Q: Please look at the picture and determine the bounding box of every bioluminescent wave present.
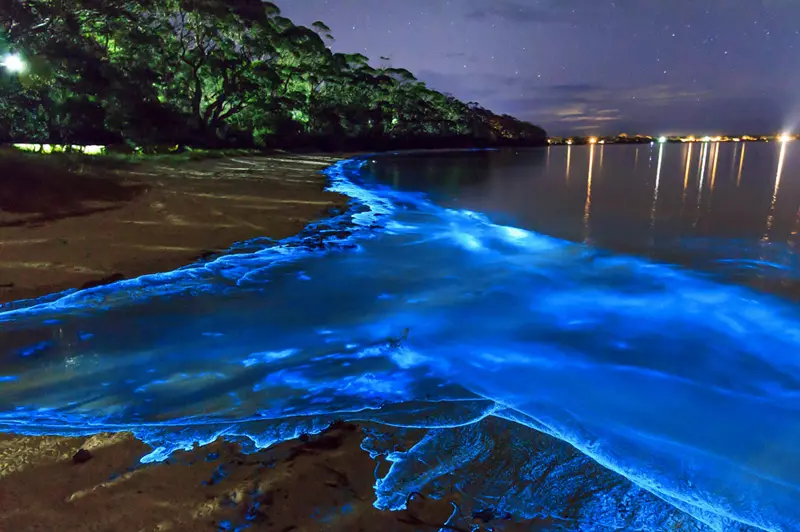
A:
[1,157,799,531]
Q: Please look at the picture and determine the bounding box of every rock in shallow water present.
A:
[71,448,92,464]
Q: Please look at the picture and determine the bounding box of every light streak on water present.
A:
[694,142,710,227]
[599,143,605,171]
[710,142,720,191]
[650,143,664,230]
[682,143,693,209]
[546,145,551,172]
[738,143,747,187]
[764,142,788,241]
[565,144,572,182]
[583,144,595,241]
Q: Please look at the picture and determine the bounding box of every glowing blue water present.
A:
[1,157,799,530]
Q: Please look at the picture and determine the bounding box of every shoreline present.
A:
[0,151,463,532]
[0,153,358,528]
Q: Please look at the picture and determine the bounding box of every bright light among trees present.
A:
[1,53,26,73]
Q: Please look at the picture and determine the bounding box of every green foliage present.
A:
[0,0,546,149]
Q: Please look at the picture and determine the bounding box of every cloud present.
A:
[534,100,623,131]
[559,115,621,123]
[405,71,787,135]
[531,83,710,106]
[414,70,529,100]
[543,83,605,94]
[506,83,721,133]
[488,81,713,134]
[465,0,572,24]
[411,74,626,133]
[509,87,790,135]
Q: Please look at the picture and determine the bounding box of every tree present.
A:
[0,0,547,149]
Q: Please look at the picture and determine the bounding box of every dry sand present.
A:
[0,153,348,304]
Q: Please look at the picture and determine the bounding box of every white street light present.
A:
[2,54,26,73]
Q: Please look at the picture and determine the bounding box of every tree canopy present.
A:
[0,0,547,150]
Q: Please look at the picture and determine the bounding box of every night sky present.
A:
[279,0,800,136]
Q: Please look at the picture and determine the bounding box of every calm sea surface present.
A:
[372,143,800,296]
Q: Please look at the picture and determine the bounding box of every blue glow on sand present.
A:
[1,156,799,530]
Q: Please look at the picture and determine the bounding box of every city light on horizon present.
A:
[546,132,792,146]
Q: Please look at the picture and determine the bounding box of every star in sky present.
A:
[279,0,800,135]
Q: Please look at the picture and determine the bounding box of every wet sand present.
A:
[0,424,467,531]
[0,420,548,531]
[0,153,348,304]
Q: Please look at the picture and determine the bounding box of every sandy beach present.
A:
[0,153,348,304]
